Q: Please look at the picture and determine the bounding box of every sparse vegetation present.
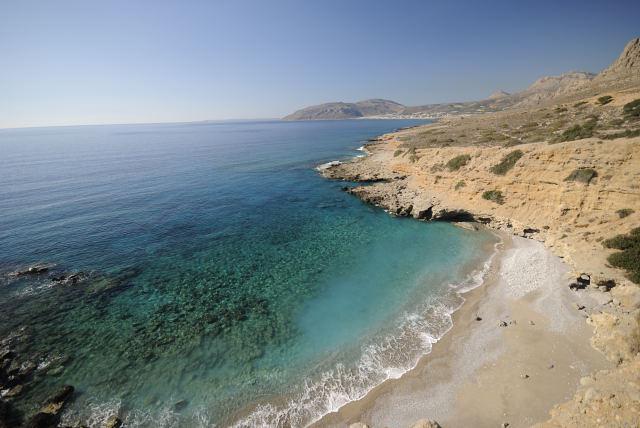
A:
[404,147,419,163]
[446,154,471,171]
[573,101,588,108]
[393,149,403,157]
[489,150,524,175]
[603,227,640,284]
[623,99,640,120]
[557,118,598,142]
[597,95,613,105]
[454,180,466,191]
[482,190,504,204]
[601,128,640,140]
[564,168,597,184]
[555,106,568,113]
[617,208,635,218]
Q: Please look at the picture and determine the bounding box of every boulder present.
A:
[569,282,586,290]
[104,415,123,428]
[40,384,74,415]
[577,273,591,286]
[597,279,616,292]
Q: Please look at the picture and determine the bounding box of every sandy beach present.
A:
[316,234,612,427]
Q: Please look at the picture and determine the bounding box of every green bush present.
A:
[446,154,471,171]
[490,150,524,175]
[455,180,466,190]
[482,190,504,204]
[558,119,598,142]
[623,99,640,120]
[564,168,597,184]
[617,208,635,218]
[603,227,640,283]
[393,149,403,157]
[597,95,613,105]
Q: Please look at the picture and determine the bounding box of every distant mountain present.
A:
[284,37,640,121]
[488,90,510,100]
[283,99,404,120]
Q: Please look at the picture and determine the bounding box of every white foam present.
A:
[315,160,341,171]
[232,242,501,428]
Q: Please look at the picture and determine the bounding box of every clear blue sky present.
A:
[1,0,639,128]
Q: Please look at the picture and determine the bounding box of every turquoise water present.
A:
[0,120,496,427]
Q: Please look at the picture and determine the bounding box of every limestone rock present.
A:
[411,419,442,428]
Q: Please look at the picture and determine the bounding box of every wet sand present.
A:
[315,233,611,428]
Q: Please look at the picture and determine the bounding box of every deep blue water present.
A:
[0,120,496,427]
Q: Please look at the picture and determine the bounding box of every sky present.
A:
[1,0,639,129]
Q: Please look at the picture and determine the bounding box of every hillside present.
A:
[320,36,640,427]
[283,99,404,120]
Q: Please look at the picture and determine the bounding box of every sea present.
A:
[0,119,497,427]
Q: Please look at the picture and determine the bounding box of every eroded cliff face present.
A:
[326,134,640,282]
[322,86,640,426]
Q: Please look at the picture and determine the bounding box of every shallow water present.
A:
[0,120,496,427]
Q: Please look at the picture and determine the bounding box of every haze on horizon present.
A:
[1,0,639,129]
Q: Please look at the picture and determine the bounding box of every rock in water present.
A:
[104,415,123,428]
[25,384,75,428]
[24,412,57,428]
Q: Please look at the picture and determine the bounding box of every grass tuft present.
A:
[564,168,597,184]
[623,99,640,120]
[558,118,598,142]
[616,208,635,218]
[446,154,471,171]
[482,190,504,204]
[597,95,613,105]
[489,150,524,175]
[454,180,466,191]
[603,227,640,283]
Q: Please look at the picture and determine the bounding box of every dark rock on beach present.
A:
[577,273,591,286]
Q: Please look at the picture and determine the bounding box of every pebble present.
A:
[521,374,530,379]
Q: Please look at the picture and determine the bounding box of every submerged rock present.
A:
[14,265,50,276]
[40,384,74,415]
[104,415,123,428]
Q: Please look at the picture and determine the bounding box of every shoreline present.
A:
[317,84,640,426]
[229,228,501,427]
[315,234,611,427]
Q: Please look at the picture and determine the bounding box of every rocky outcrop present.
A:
[411,419,442,428]
[24,385,74,428]
[321,63,640,425]
[596,37,640,82]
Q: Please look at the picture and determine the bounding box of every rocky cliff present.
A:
[321,37,640,426]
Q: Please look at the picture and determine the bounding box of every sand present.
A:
[315,234,612,428]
